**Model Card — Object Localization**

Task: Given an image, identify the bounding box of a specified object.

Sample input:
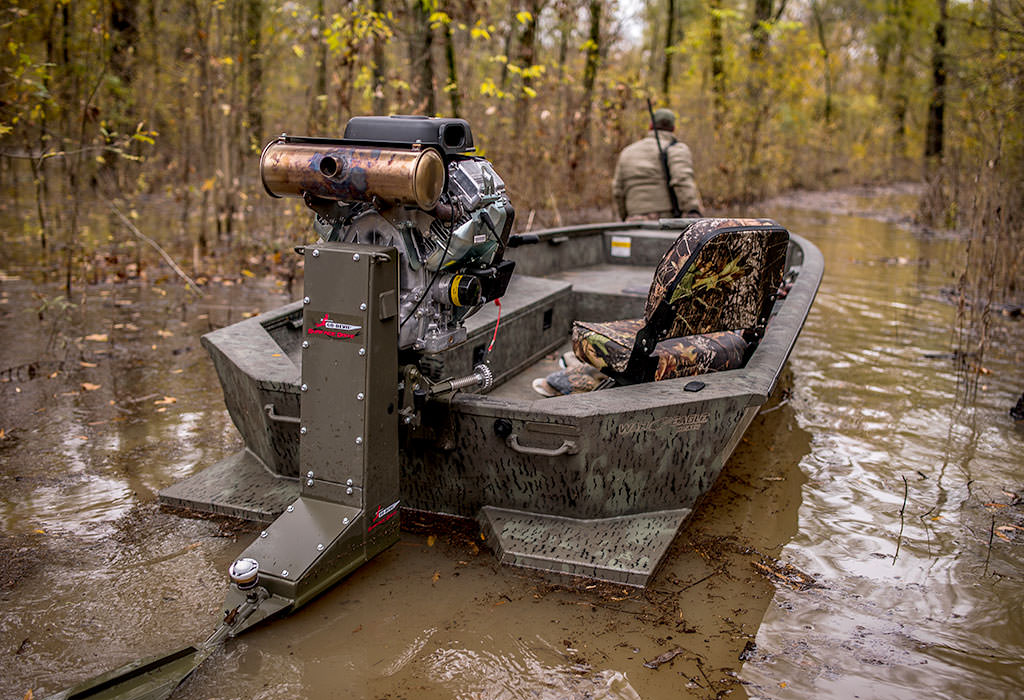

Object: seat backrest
[629,218,789,364]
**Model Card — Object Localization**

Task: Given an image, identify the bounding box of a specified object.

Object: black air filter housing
[342,116,475,158]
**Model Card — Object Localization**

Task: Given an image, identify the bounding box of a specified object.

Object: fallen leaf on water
[81,382,101,391]
[995,531,1011,542]
[494,599,506,606]
[271,353,282,357]
[432,571,440,582]
[427,535,436,547]
[76,435,88,441]
[985,503,1008,508]
[157,329,173,338]
[34,529,44,534]
[23,689,33,700]
[352,625,362,634]
[170,368,184,374]
[154,396,177,405]
[84,333,108,342]
[80,361,97,368]
[780,682,788,688]
[241,269,255,278]
[49,371,59,379]
[0,428,5,439]
[643,647,685,669]
[156,407,167,413]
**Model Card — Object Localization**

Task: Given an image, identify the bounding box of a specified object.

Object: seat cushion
[572,319,748,381]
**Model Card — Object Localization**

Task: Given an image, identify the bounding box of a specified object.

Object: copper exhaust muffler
[260,137,445,209]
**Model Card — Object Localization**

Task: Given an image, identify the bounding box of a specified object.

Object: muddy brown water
[1,186,1022,699]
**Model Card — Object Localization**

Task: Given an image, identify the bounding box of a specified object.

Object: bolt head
[301,383,308,392]
[356,392,364,401]
[317,543,324,551]
[343,517,350,525]
[358,348,366,356]
[355,436,363,445]
[260,530,268,538]
[300,426,307,434]
[281,570,289,577]
[302,340,309,349]
[303,296,310,304]
[359,302,367,311]
[346,478,353,486]
[306,479,314,487]
[404,416,412,424]
[306,471,314,478]
[286,505,294,512]
[346,487,354,495]
[353,253,360,261]
[312,249,320,257]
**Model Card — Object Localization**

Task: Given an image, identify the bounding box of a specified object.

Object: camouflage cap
[651,108,676,131]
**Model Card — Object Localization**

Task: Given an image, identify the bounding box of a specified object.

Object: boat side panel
[400,392,753,519]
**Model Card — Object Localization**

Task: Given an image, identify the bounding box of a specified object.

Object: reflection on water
[740,191,1024,698]
[1,188,1022,698]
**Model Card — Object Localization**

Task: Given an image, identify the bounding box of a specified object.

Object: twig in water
[106,201,204,297]
[893,474,909,565]
[984,515,994,577]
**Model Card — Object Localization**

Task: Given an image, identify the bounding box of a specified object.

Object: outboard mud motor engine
[261,116,517,357]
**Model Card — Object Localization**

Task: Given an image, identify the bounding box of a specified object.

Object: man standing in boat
[612,107,703,221]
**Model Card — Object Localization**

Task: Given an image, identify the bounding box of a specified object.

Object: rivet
[353,253,360,261]
[359,302,367,311]
[355,436,363,445]
[312,249,320,257]
[302,340,309,349]
[281,570,289,577]
[301,383,308,392]
[356,392,364,401]
[286,505,294,512]
[343,517,350,525]
[303,296,310,304]
[346,487,354,495]
[346,478,353,486]
[358,348,366,356]
[306,479,314,487]
[260,530,268,538]
[306,471,314,478]
[300,426,307,434]
[317,543,324,551]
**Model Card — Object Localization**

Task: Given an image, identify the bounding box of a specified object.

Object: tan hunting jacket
[612,130,703,220]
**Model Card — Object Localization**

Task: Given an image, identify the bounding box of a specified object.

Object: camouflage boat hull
[160,221,822,587]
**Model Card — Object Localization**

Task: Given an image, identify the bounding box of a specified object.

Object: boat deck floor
[544,263,655,297]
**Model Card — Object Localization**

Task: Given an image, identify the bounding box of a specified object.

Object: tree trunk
[244,0,264,154]
[309,0,328,131]
[571,0,602,179]
[660,0,676,99]
[709,0,726,134]
[443,3,461,117]
[924,0,948,161]
[410,0,437,115]
[372,0,389,114]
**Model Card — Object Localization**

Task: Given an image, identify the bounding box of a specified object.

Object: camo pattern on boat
[644,218,789,338]
[572,318,748,381]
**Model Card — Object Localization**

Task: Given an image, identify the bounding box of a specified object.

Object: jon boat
[49,116,822,700]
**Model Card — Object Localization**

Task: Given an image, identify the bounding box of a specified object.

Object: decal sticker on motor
[368,499,400,531]
[308,313,362,340]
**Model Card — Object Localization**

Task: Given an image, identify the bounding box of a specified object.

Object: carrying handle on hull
[264,403,301,425]
[505,434,578,457]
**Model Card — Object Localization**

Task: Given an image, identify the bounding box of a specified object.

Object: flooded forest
[2,1,1023,699]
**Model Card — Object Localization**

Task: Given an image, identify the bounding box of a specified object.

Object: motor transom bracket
[224,242,401,617]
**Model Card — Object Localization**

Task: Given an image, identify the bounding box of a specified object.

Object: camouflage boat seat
[571,218,790,385]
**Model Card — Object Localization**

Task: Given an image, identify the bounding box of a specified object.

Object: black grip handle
[507,234,540,248]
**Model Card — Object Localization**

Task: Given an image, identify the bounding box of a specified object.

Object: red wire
[487,298,501,353]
